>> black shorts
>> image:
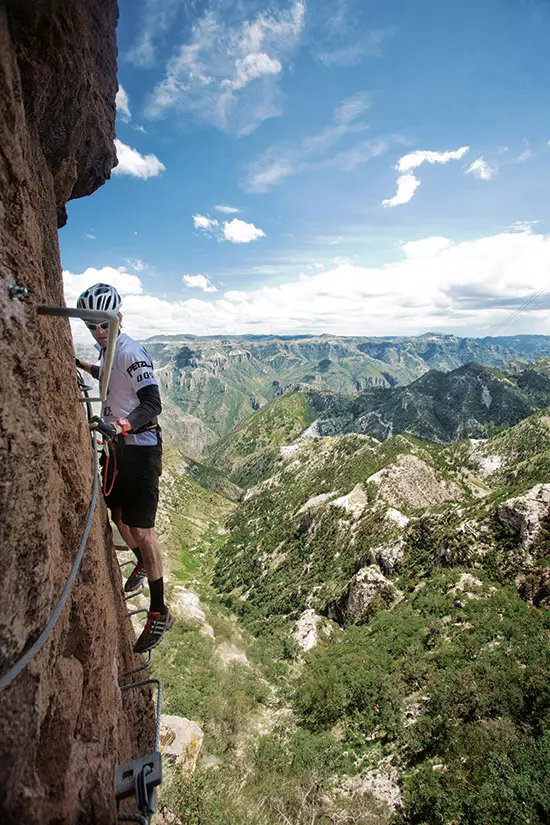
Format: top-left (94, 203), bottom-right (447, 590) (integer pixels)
top-left (102, 438), bottom-right (162, 528)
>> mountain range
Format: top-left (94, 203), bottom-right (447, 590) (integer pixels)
top-left (140, 333), bottom-right (550, 455)
top-left (206, 360), bottom-right (550, 486)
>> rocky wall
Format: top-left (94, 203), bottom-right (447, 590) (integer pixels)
top-left (0, 2), bottom-right (155, 822)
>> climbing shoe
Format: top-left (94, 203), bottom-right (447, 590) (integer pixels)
top-left (134, 610), bottom-right (174, 654)
top-left (124, 562), bottom-right (147, 593)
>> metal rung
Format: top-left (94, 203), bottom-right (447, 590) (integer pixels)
top-left (120, 679), bottom-right (162, 751)
top-left (127, 608), bottom-right (148, 618)
top-left (118, 814), bottom-right (149, 824)
top-left (37, 305), bottom-right (118, 402)
top-left (120, 560), bottom-right (135, 569)
top-left (124, 585), bottom-right (145, 601)
top-left (120, 650), bottom-right (152, 679)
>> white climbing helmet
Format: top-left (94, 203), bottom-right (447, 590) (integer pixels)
top-left (77, 283), bottom-right (122, 313)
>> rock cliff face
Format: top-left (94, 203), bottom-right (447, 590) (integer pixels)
top-left (0, 3), bottom-right (154, 823)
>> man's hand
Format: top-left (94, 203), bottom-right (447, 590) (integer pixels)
top-left (89, 416), bottom-right (119, 440)
top-left (76, 357), bottom-right (92, 374)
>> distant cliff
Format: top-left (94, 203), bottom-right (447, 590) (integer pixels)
top-left (0, 2), bottom-right (154, 823)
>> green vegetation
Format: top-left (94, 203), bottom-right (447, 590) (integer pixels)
top-left (207, 390), bottom-right (318, 485)
top-left (152, 618), bottom-right (268, 755)
top-left (153, 384), bottom-right (550, 825)
top-left (213, 433), bottom-right (440, 629)
top-left (296, 574), bottom-right (549, 822)
top-left (157, 446), bottom-right (236, 566)
top-left (338, 362), bottom-right (550, 444)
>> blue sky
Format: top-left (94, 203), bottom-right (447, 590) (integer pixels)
top-left (62, 0), bottom-right (550, 342)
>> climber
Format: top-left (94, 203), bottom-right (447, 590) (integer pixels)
top-left (75, 283), bottom-right (174, 653)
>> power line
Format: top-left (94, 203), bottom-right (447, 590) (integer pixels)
top-left (486, 288), bottom-right (547, 337)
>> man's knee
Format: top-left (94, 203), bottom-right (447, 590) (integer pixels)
top-left (131, 526), bottom-right (155, 544)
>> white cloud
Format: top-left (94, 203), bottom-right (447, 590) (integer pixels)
top-left (230, 52), bottom-right (282, 91)
top-left (146, 2), bottom-right (305, 134)
top-left (128, 259), bottom-right (150, 271)
top-left (517, 148), bottom-right (534, 163)
top-left (465, 157), bottom-right (497, 181)
top-left (116, 85), bottom-right (131, 122)
top-left (383, 146), bottom-right (470, 207)
top-left (183, 274), bottom-right (217, 293)
top-left (382, 174), bottom-right (421, 207)
top-left (223, 219), bottom-right (265, 244)
top-left (247, 156), bottom-right (295, 192)
top-left (401, 237), bottom-right (454, 258)
top-left (193, 214), bottom-right (220, 231)
top-left (507, 220), bottom-right (541, 233)
top-left (193, 214), bottom-right (265, 244)
top-left (215, 204), bottom-right (241, 214)
top-left (113, 140), bottom-right (166, 179)
top-left (128, 32), bottom-right (156, 69)
top-left (246, 93), bottom-right (386, 192)
top-left (63, 266), bottom-right (143, 305)
top-left (331, 139), bottom-right (387, 172)
top-left (66, 232), bottom-right (550, 341)
top-left (316, 29), bottom-right (392, 67)
top-left (397, 147), bottom-right (470, 173)
top-left (334, 94), bottom-right (370, 124)
top-left (127, 0), bottom-right (184, 68)
top-left (84, 233), bottom-right (96, 240)
top-left (310, 0), bottom-right (393, 67)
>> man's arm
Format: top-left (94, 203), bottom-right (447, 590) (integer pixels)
top-left (75, 358), bottom-right (100, 380)
top-left (89, 387), bottom-right (162, 439)
top-left (126, 385), bottom-right (162, 432)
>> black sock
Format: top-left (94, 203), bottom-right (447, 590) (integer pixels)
top-left (149, 577), bottom-right (166, 613)
top-left (131, 547), bottom-right (143, 563)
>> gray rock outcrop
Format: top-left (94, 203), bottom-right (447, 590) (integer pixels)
top-left (293, 609), bottom-right (322, 652)
top-left (332, 565), bottom-right (402, 626)
top-left (357, 539), bottom-right (405, 574)
top-left (497, 483), bottom-right (550, 549)
top-left (160, 715), bottom-right (204, 776)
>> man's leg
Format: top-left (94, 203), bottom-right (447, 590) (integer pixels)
top-left (112, 507), bottom-right (142, 560)
top-left (129, 526), bottom-right (163, 581)
top-left (110, 506), bottom-right (146, 592)
top-left (122, 443), bottom-right (172, 652)
top-left (130, 525), bottom-right (166, 612)
top-left (129, 525), bottom-right (173, 653)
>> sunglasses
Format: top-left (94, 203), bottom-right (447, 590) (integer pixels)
top-left (85, 321), bottom-right (110, 331)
